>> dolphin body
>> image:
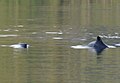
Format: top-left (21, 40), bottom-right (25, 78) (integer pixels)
top-left (88, 36), bottom-right (108, 55)
top-left (10, 43), bottom-right (29, 48)
top-left (71, 36), bottom-right (116, 55)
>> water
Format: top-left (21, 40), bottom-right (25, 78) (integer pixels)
top-left (0, 0), bottom-right (120, 83)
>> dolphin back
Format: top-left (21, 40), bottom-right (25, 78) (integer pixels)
top-left (94, 38), bottom-right (108, 54)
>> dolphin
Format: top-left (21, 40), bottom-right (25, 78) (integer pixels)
top-left (88, 36), bottom-right (108, 55)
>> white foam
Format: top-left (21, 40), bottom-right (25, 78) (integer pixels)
top-left (53, 37), bottom-right (63, 40)
top-left (10, 44), bottom-right (22, 48)
top-left (0, 35), bottom-right (18, 37)
top-left (107, 45), bottom-right (116, 48)
top-left (0, 45), bottom-right (8, 47)
top-left (3, 29), bottom-right (10, 31)
top-left (71, 45), bottom-right (90, 49)
top-left (99, 35), bottom-right (120, 39)
top-left (14, 29), bottom-right (19, 31)
top-left (46, 31), bottom-right (63, 35)
top-left (32, 32), bottom-right (37, 34)
top-left (14, 25), bottom-right (24, 28)
top-left (114, 44), bottom-right (120, 47)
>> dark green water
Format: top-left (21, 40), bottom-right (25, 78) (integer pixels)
top-left (0, 0), bottom-right (120, 83)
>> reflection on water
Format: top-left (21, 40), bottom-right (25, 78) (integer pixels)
top-left (45, 31), bottom-right (63, 35)
top-left (0, 0), bottom-right (119, 83)
top-left (0, 34), bottom-right (18, 37)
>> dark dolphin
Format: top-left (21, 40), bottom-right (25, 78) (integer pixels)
top-left (88, 36), bottom-right (108, 55)
top-left (10, 43), bottom-right (29, 48)
top-left (19, 43), bottom-right (28, 48)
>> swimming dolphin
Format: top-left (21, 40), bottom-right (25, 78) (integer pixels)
top-left (10, 43), bottom-right (29, 48)
top-left (88, 36), bottom-right (108, 55)
top-left (71, 36), bottom-right (116, 55)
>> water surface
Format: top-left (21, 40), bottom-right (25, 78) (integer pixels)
top-left (0, 0), bottom-right (120, 83)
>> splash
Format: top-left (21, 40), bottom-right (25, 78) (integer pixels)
top-left (71, 45), bottom-right (90, 49)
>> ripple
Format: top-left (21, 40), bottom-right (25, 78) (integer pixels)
top-left (52, 37), bottom-right (63, 40)
top-left (99, 35), bottom-right (120, 39)
top-left (3, 29), bottom-right (10, 32)
top-left (32, 32), bottom-right (37, 34)
top-left (14, 25), bottom-right (24, 28)
top-left (0, 34), bottom-right (18, 37)
top-left (45, 31), bottom-right (63, 35)
top-left (0, 29), bottom-right (19, 32)
top-left (0, 45), bottom-right (8, 47)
